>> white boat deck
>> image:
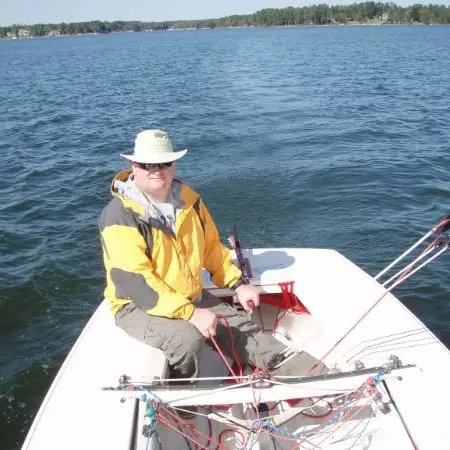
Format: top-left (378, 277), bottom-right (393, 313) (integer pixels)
top-left (21, 248), bottom-right (450, 450)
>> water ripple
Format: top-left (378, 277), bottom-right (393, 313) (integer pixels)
top-left (1, 26), bottom-right (450, 449)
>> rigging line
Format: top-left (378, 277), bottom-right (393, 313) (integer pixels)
top-left (334, 405), bottom-right (376, 450)
top-left (381, 380), bottom-right (419, 450)
top-left (137, 370), bottom-right (376, 398)
top-left (169, 405), bottom-right (213, 419)
top-left (131, 378), bottom-right (258, 403)
top-left (270, 385), bottom-right (366, 416)
top-left (313, 411), bottom-right (371, 450)
top-left (293, 396), bottom-right (370, 447)
top-left (383, 232), bottom-right (443, 286)
top-left (157, 403), bottom-right (216, 447)
top-left (211, 334), bottom-right (239, 378)
top-left (267, 379), bottom-right (356, 394)
top-left (374, 228), bottom-right (435, 280)
top-left (164, 380), bottom-right (254, 406)
top-left (345, 335), bottom-right (435, 364)
top-left (342, 328), bottom-right (428, 359)
top-left (263, 408), bottom-right (346, 440)
top-left (129, 375), bottom-right (254, 384)
top-left (381, 244), bottom-right (436, 288)
top-left (262, 405), bottom-right (342, 442)
top-left (383, 243), bottom-right (449, 292)
top-left (307, 242), bottom-right (449, 374)
top-left (216, 429), bottom-right (245, 450)
top-left (270, 433), bottom-right (279, 450)
top-left (181, 431), bottom-right (193, 450)
top-left (129, 398), bottom-right (140, 450)
top-left (374, 215), bottom-right (449, 281)
top-left (209, 412), bottom-right (251, 433)
top-left (158, 414), bottom-right (201, 449)
top-left (135, 383), bottom-right (255, 426)
top-left (331, 396), bottom-right (374, 431)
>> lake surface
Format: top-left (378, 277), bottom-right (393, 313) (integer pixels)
top-left (0, 25), bottom-right (449, 449)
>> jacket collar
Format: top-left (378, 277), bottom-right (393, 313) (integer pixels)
top-left (110, 169), bottom-right (199, 231)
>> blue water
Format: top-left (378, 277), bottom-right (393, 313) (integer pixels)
top-left (0, 26), bottom-right (449, 449)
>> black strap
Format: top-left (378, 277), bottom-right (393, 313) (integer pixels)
top-left (193, 197), bottom-right (205, 234)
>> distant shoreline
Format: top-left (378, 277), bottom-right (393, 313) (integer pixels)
top-left (2, 3), bottom-right (449, 39)
top-left (1, 22), bottom-right (446, 40)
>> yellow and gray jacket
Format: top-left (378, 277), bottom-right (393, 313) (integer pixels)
top-left (99, 169), bottom-right (242, 319)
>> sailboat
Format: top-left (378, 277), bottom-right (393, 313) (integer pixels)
top-left (21, 217), bottom-right (450, 449)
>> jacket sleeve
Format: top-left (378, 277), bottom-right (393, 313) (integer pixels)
top-left (100, 204), bottom-right (195, 320)
top-left (199, 200), bottom-right (242, 289)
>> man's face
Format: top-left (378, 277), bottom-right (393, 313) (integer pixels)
top-left (132, 162), bottom-right (176, 196)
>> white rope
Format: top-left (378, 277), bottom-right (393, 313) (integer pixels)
top-left (268, 378), bottom-right (356, 394)
top-left (131, 375), bottom-right (252, 384)
top-left (165, 380), bottom-right (254, 406)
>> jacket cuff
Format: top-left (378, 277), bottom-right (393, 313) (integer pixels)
top-left (180, 302), bottom-right (196, 320)
top-left (229, 278), bottom-right (249, 291)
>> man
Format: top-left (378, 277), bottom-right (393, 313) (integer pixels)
top-left (99, 129), bottom-right (326, 382)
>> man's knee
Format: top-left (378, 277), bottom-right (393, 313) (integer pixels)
top-left (167, 327), bottom-right (205, 377)
top-left (172, 330), bottom-right (204, 357)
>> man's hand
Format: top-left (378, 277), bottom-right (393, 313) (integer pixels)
top-left (235, 284), bottom-right (260, 312)
top-left (188, 308), bottom-right (218, 339)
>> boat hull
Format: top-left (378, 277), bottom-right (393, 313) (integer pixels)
top-left (21, 248), bottom-right (450, 449)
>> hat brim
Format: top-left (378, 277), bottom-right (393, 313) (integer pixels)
top-left (120, 149), bottom-right (187, 164)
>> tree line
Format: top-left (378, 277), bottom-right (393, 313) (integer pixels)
top-left (1, 3), bottom-right (450, 38)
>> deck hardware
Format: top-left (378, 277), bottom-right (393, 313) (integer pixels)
top-left (250, 373), bottom-right (272, 389)
top-left (330, 363), bottom-right (342, 374)
top-left (388, 355), bottom-right (401, 369)
top-left (334, 391), bottom-right (355, 406)
top-left (354, 360), bottom-right (365, 370)
top-left (151, 376), bottom-right (161, 386)
top-left (436, 234), bottom-right (450, 249)
top-left (266, 347), bottom-right (299, 370)
top-left (119, 374), bottom-right (131, 384)
top-left (257, 403), bottom-right (269, 418)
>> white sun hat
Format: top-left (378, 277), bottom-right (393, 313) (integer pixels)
top-left (120, 129), bottom-right (187, 163)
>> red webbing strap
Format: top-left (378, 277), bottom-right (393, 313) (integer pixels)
top-left (279, 281), bottom-right (309, 313)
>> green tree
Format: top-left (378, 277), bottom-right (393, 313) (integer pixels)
top-left (2, 3), bottom-right (450, 37)
top-left (408, 4), bottom-right (421, 22)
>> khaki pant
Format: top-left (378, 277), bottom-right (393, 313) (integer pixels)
top-left (115, 290), bottom-right (327, 378)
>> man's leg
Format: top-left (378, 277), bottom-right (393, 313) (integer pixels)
top-left (115, 303), bottom-right (205, 378)
top-left (200, 292), bottom-right (328, 377)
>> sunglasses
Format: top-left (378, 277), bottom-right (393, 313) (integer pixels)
top-left (136, 161), bottom-right (173, 170)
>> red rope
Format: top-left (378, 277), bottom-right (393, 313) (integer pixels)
top-left (156, 402), bottom-right (225, 449)
top-left (300, 400), bottom-right (333, 419)
top-left (216, 429), bottom-right (245, 450)
top-left (204, 418), bottom-right (213, 450)
top-left (158, 413), bottom-right (205, 448)
top-left (210, 314), bottom-right (243, 380)
top-left (273, 281), bottom-right (293, 331)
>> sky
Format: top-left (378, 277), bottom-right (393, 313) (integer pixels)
top-left (1, 0), bottom-right (448, 27)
